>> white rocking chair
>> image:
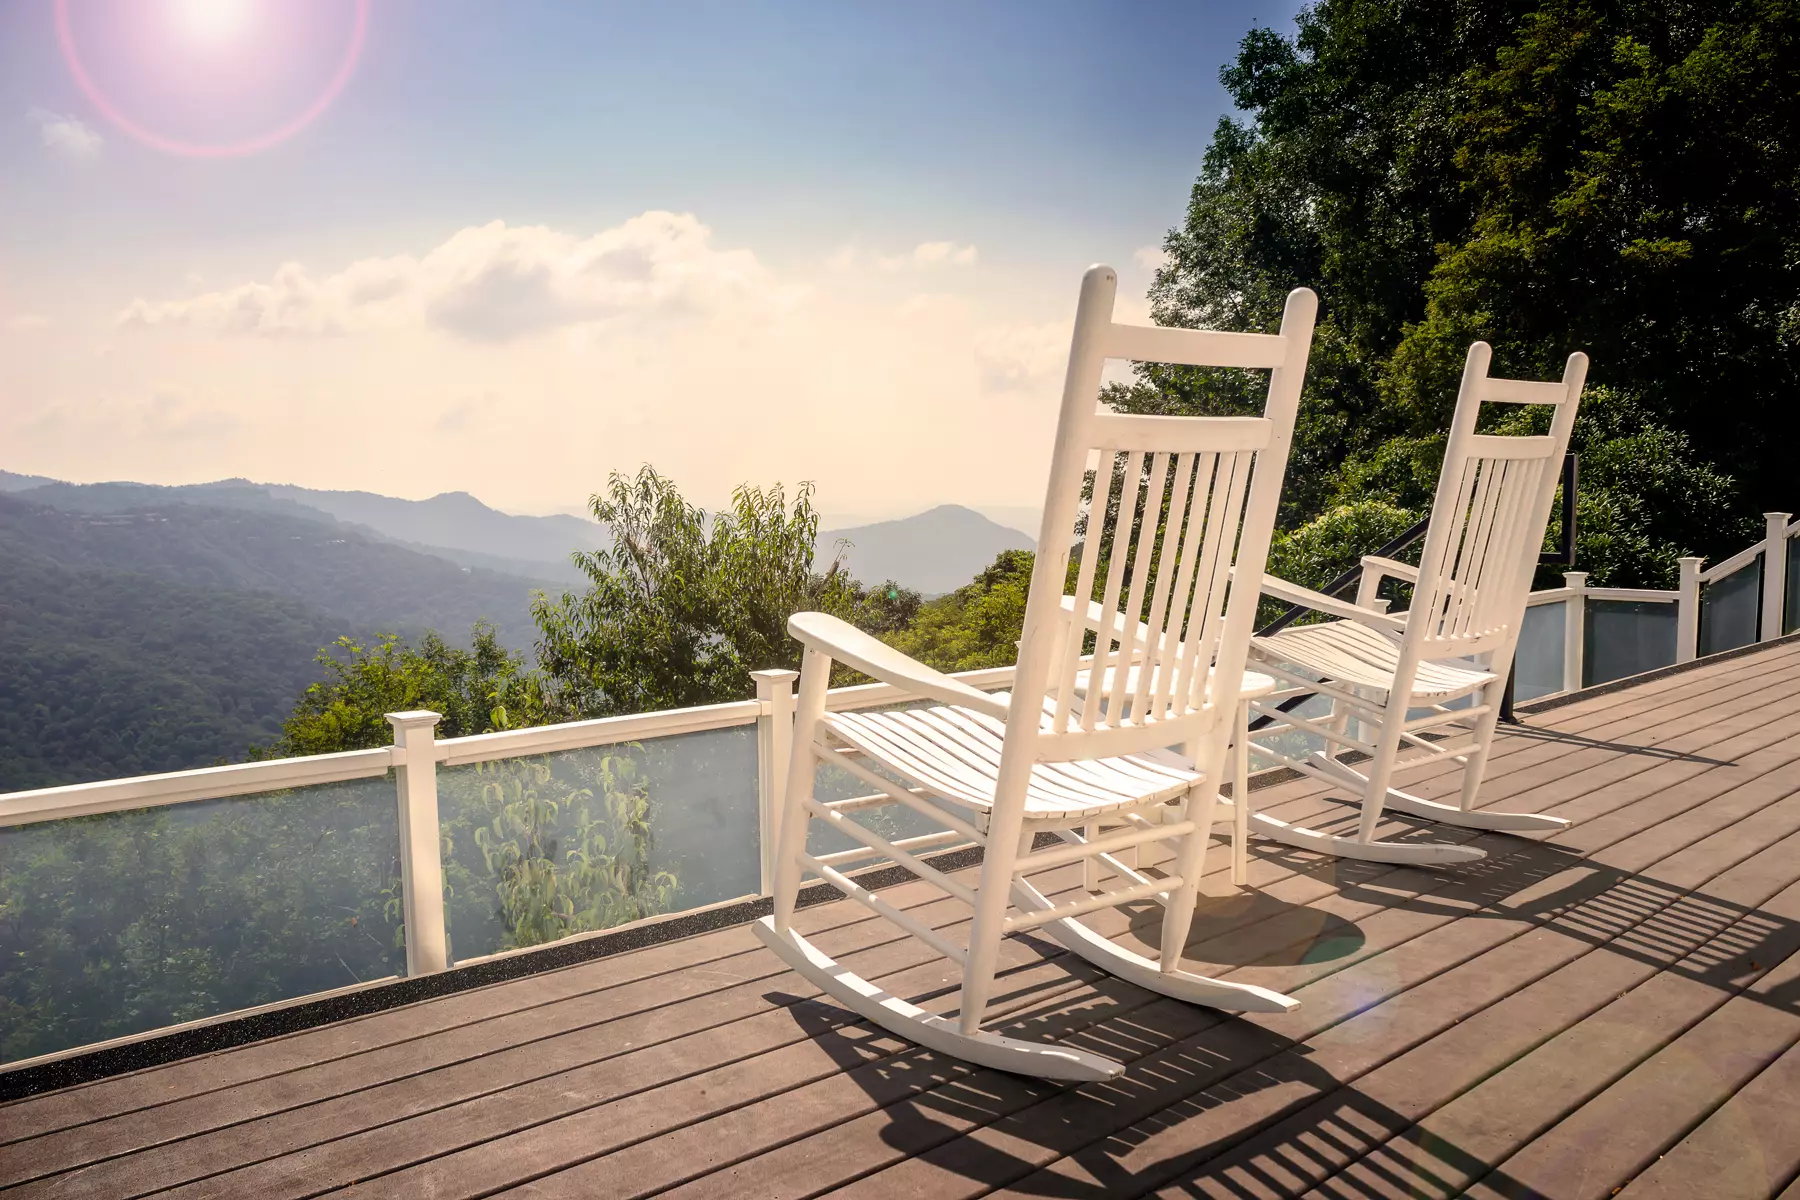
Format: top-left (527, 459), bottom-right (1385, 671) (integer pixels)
top-left (755, 266), bottom-right (1319, 1081)
top-left (1243, 342), bottom-right (1588, 865)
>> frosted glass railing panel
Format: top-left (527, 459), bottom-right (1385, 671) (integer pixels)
top-left (1787, 538), bottom-right (1800, 636)
top-left (436, 726), bottom-right (758, 963)
top-left (1513, 602), bottom-right (1567, 701)
top-left (1699, 560), bottom-right (1762, 657)
top-left (0, 775), bottom-right (400, 1065)
top-left (1585, 600), bottom-right (1678, 686)
top-left (1244, 660), bottom-right (1334, 772)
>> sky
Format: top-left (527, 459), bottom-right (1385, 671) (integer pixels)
top-left (0, 0), bottom-right (1303, 522)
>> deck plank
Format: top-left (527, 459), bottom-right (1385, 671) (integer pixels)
top-left (1617, 1035), bottom-right (1800, 1200)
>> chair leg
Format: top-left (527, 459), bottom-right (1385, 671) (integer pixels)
top-left (1457, 688), bottom-right (1503, 811)
top-left (1355, 697), bottom-right (1410, 845)
top-left (1325, 694), bottom-right (1352, 766)
top-left (1231, 702), bottom-right (1250, 887)
top-left (1159, 774), bottom-right (1222, 972)
top-left (958, 804), bottom-right (1025, 1037)
top-left (771, 648), bottom-right (832, 933)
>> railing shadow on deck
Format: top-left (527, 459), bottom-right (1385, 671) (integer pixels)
top-left (761, 824), bottom-right (1798, 1197)
top-left (1488, 723), bottom-right (1735, 765)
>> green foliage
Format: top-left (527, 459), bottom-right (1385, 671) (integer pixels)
top-left (272, 623), bottom-right (541, 756)
top-left (257, 623), bottom-right (685, 962)
top-left (1129, 0), bottom-right (1793, 581)
top-left (1267, 500), bottom-right (1423, 591)
top-left (451, 743), bottom-right (677, 951)
top-left (884, 549), bottom-right (1035, 672)
top-left (532, 465), bottom-right (919, 717)
top-left (0, 551), bottom-right (345, 791)
top-left (1497, 386), bottom-right (1757, 586)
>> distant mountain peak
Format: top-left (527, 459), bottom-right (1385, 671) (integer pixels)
top-left (820, 505), bottom-right (1034, 596)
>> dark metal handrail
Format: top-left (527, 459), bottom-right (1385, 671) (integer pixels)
top-left (1255, 516), bottom-right (1432, 639)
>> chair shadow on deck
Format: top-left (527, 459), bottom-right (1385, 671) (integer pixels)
top-left (761, 822), bottom-right (1800, 1196)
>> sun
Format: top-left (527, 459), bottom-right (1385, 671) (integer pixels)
top-left (169, 0), bottom-right (258, 47)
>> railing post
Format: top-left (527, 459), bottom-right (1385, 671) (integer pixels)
top-left (1676, 557), bottom-right (1704, 664)
top-left (1761, 513), bottom-right (1792, 642)
top-left (387, 711), bottom-right (448, 976)
top-left (752, 669), bottom-right (800, 897)
top-left (1562, 572), bottom-right (1588, 693)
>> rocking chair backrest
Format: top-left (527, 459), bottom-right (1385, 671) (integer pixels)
top-left (1408, 343), bottom-right (1588, 658)
top-left (1008, 267), bottom-right (1317, 765)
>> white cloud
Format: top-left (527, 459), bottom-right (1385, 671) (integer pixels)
top-left (1134, 244), bottom-right (1169, 272)
top-left (904, 241), bottom-right (978, 268)
top-left (43, 213), bottom-right (1115, 517)
top-left (827, 241), bottom-right (980, 272)
top-left (119, 212), bottom-right (790, 342)
top-left (28, 108), bottom-right (102, 160)
top-left (974, 322), bottom-right (1068, 392)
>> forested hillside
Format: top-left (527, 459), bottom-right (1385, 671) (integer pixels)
top-left (0, 553), bottom-right (346, 789)
top-left (0, 492), bottom-right (565, 788)
top-left (0, 492), bottom-right (551, 649)
top-left (13, 476), bottom-right (604, 584)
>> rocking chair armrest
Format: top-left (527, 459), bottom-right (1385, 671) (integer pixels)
top-left (1254, 573), bottom-right (1409, 634)
top-left (1361, 555), bottom-right (1419, 584)
top-left (787, 611), bottom-right (1011, 720)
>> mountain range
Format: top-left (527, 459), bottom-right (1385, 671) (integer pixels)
top-left (0, 470), bottom-right (1036, 595)
top-left (0, 470), bottom-right (1036, 789)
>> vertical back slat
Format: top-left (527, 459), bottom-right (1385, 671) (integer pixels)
top-left (1084, 451), bottom-right (1143, 732)
top-left (1109, 451), bottom-right (1171, 721)
top-left (1476, 455), bottom-right (1544, 634)
top-left (1135, 452), bottom-right (1195, 722)
top-left (1052, 455), bottom-right (1113, 732)
top-left (1180, 449), bottom-right (1254, 709)
top-left (1421, 455), bottom-right (1480, 637)
top-left (1153, 452), bottom-right (1216, 720)
top-left (1451, 457), bottom-right (1507, 637)
top-left (1471, 459), bottom-right (1519, 636)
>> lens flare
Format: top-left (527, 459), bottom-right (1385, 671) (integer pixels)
top-left (170, 0), bottom-right (257, 47)
top-left (55, 0), bottom-right (369, 158)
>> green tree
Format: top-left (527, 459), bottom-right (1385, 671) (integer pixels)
top-left (271, 621), bottom-right (539, 756)
top-left (1117, 0), bottom-right (1789, 587)
top-left (451, 726), bottom-right (677, 952)
top-left (884, 549), bottom-right (1035, 672)
top-left (261, 621), bottom-right (681, 960)
top-left (531, 465), bottom-right (918, 717)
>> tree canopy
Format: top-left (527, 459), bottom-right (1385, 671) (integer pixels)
top-left (1111, 0), bottom-right (1795, 587)
top-left (531, 465), bottom-right (918, 719)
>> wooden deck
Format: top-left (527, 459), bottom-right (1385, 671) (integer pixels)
top-left (5, 638), bottom-right (1800, 1199)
